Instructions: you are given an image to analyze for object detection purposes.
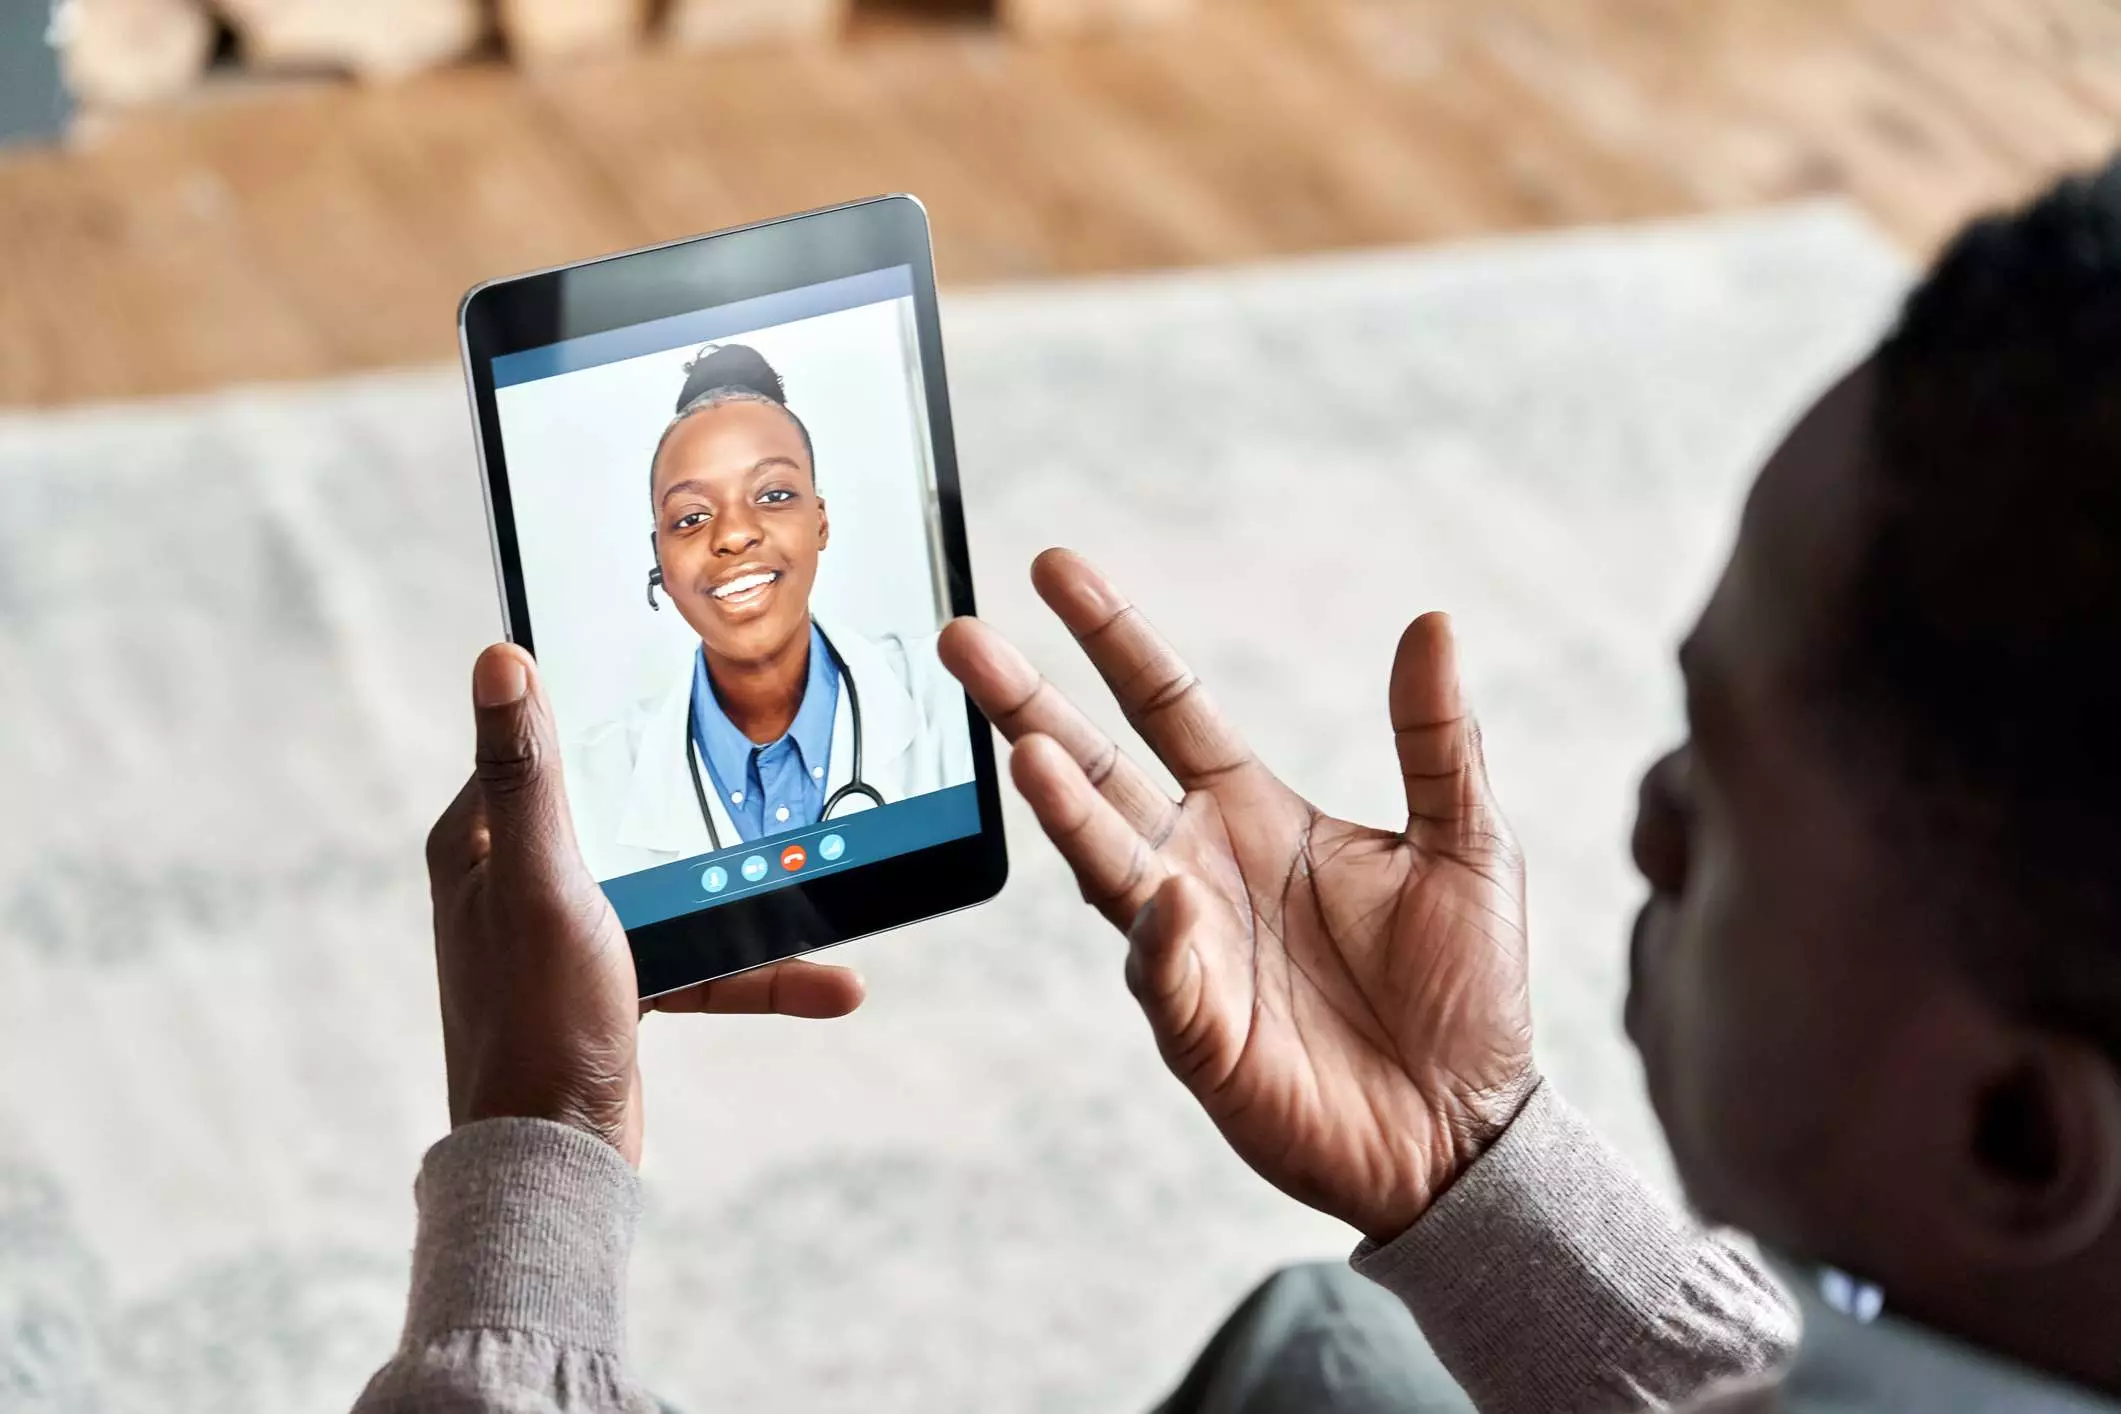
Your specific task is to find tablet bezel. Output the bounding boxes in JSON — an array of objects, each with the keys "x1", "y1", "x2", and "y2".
[{"x1": 458, "y1": 195, "x2": 1006, "y2": 998}]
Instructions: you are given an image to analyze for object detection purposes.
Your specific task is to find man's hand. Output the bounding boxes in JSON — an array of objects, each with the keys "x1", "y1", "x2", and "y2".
[
  {"x1": 939, "y1": 551, "x2": 1537, "y2": 1243},
  {"x1": 427, "y1": 644, "x2": 866, "y2": 1166}
]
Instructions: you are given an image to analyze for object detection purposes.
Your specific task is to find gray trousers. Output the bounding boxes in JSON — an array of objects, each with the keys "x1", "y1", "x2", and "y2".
[{"x1": 1154, "y1": 1264, "x2": 1475, "y2": 1414}]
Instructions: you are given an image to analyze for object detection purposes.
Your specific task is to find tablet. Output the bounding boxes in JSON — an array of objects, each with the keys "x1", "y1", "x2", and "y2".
[{"x1": 459, "y1": 196, "x2": 1006, "y2": 998}]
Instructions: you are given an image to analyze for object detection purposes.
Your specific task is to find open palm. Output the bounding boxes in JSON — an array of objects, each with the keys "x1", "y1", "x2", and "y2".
[{"x1": 938, "y1": 550, "x2": 1538, "y2": 1243}]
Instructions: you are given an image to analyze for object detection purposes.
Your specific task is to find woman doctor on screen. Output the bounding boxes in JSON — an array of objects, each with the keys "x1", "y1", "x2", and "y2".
[{"x1": 570, "y1": 343, "x2": 973, "y2": 882}]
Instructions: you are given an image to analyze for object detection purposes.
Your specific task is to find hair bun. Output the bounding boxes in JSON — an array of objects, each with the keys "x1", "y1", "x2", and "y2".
[{"x1": 676, "y1": 343, "x2": 786, "y2": 414}]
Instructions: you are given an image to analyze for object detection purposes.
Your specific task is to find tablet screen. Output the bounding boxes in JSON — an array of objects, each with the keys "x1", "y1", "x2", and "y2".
[{"x1": 489, "y1": 266, "x2": 979, "y2": 931}]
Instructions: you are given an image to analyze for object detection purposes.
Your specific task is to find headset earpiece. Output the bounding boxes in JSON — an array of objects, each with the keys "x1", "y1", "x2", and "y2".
[{"x1": 646, "y1": 531, "x2": 663, "y2": 610}]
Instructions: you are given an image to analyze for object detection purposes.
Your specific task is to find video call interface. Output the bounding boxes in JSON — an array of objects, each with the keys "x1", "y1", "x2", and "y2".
[{"x1": 490, "y1": 267, "x2": 979, "y2": 931}]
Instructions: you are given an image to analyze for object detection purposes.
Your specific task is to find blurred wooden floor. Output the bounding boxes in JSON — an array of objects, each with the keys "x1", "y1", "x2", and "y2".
[{"x1": 3, "y1": 0, "x2": 2120, "y2": 407}]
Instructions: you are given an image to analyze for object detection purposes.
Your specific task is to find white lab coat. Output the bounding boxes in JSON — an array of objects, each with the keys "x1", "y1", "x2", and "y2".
[{"x1": 567, "y1": 619, "x2": 976, "y2": 883}]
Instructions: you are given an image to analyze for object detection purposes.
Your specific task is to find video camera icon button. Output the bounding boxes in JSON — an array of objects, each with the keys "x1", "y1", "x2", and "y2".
[{"x1": 739, "y1": 854, "x2": 769, "y2": 884}]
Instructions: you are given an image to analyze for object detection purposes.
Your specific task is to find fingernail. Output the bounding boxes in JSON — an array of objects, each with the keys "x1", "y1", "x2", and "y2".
[{"x1": 474, "y1": 648, "x2": 528, "y2": 708}]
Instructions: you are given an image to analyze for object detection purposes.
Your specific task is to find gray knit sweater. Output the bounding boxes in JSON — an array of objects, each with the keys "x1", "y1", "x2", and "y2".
[{"x1": 350, "y1": 1083, "x2": 2121, "y2": 1413}]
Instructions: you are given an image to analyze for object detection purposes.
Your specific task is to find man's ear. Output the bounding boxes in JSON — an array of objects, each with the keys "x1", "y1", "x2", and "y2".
[
  {"x1": 817, "y1": 495, "x2": 831, "y2": 552},
  {"x1": 1954, "y1": 1034, "x2": 2121, "y2": 1266}
]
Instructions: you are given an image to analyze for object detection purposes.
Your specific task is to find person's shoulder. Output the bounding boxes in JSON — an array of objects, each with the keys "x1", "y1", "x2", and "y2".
[
  {"x1": 861, "y1": 628, "x2": 971, "y2": 777},
  {"x1": 870, "y1": 624, "x2": 943, "y2": 658},
  {"x1": 836, "y1": 624, "x2": 965, "y2": 723},
  {"x1": 575, "y1": 715, "x2": 633, "y2": 749},
  {"x1": 859, "y1": 626, "x2": 956, "y2": 696},
  {"x1": 581, "y1": 652, "x2": 694, "y2": 752},
  {"x1": 568, "y1": 688, "x2": 664, "y2": 776}
]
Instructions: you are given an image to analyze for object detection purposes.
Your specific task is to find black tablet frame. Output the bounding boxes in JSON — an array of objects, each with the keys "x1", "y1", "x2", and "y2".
[{"x1": 458, "y1": 195, "x2": 1006, "y2": 998}]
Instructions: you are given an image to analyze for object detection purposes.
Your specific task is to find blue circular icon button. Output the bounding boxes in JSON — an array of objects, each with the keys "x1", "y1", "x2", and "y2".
[
  {"x1": 818, "y1": 833, "x2": 846, "y2": 862},
  {"x1": 740, "y1": 854, "x2": 769, "y2": 883},
  {"x1": 701, "y1": 865, "x2": 729, "y2": 894}
]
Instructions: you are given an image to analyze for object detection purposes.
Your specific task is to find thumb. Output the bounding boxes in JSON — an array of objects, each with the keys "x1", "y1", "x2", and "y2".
[
  {"x1": 1127, "y1": 873, "x2": 1243, "y2": 1092},
  {"x1": 1388, "y1": 612, "x2": 1496, "y2": 831},
  {"x1": 472, "y1": 643, "x2": 573, "y2": 867}
]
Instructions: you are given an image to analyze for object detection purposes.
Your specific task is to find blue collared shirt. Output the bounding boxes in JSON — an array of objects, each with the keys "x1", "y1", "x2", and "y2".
[{"x1": 689, "y1": 622, "x2": 839, "y2": 843}]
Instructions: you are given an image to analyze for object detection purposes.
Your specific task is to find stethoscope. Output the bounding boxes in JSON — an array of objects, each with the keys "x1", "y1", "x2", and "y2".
[
  {"x1": 678, "y1": 624, "x2": 886, "y2": 852},
  {"x1": 649, "y1": 537, "x2": 887, "y2": 847}
]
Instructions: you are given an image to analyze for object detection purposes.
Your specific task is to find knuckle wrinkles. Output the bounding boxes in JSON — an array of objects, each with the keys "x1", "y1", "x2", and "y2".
[
  {"x1": 1078, "y1": 603, "x2": 1141, "y2": 647},
  {"x1": 1112, "y1": 840, "x2": 1153, "y2": 901},
  {"x1": 1396, "y1": 714, "x2": 1466, "y2": 737},
  {"x1": 1059, "y1": 810, "x2": 1102, "y2": 849},
  {"x1": 474, "y1": 736, "x2": 541, "y2": 794},
  {"x1": 996, "y1": 675, "x2": 1051, "y2": 733},
  {"x1": 1146, "y1": 803, "x2": 1183, "y2": 849},
  {"x1": 1135, "y1": 670, "x2": 1199, "y2": 720},
  {"x1": 1181, "y1": 751, "x2": 1252, "y2": 789}
]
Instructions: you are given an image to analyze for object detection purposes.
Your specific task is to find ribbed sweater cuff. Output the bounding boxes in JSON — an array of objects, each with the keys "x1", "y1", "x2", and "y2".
[
  {"x1": 404, "y1": 1118, "x2": 640, "y2": 1355},
  {"x1": 1351, "y1": 1081, "x2": 1729, "y2": 1409}
]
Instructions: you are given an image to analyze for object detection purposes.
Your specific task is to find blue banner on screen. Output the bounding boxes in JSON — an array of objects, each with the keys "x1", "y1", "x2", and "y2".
[{"x1": 601, "y1": 783, "x2": 980, "y2": 931}]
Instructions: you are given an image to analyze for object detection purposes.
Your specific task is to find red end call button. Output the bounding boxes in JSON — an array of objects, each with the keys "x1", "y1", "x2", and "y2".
[{"x1": 780, "y1": 844, "x2": 808, "y2": 872}]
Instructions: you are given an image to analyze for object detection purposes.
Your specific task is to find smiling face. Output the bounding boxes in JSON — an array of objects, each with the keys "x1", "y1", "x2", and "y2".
[{"x1": 650, "y1": 397, "x2": 829, "y2": 668}]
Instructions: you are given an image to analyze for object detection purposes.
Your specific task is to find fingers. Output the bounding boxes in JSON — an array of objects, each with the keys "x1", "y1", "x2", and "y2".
[
  {"x1": 647, "y1": 958, "x2": 867, "y2": 1019},
  {"x1": 1389, "y1": 612, "x2": 1491, "y2": 827},
  {"x1": 470, "y1": 643, "x2": 582, "y2": 882},
  {"x1": 1030, "y1": 549, "x2": 1255, "y2": 791},
  {"x1": 938, "y1": 616, "x2": 1178, "y2": 839},
  {"x1": 1126, "y1": 873, "x2": 1246, "y2": 1093},
  {"x1": 1011, "y1": 733, "x2": 1167, "y2": 927},
  {"x1": 1125, "y1": 875, "x2": 1204, "y2": 1044}
]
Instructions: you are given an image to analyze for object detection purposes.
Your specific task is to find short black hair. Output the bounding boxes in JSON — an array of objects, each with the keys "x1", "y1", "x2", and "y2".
[
  {"x1": 658, "y1": 343, "x2": 816, "y2": 476},
  {"x1": 1839, "y1": 157, "x2": 2121, "y2": 1047}
]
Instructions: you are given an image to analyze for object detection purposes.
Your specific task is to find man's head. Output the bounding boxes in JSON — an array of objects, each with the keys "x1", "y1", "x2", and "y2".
[
  {"x1": 1627, "y1": 161, "x2": 2121, "y2": 1365},
  {"x1": 649, "y1": 344, "x2": 829, "y2": 667}
]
